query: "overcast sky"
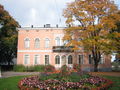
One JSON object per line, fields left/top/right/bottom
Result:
{"left": 0, "top": 0, "right": 120, "bottom": 27}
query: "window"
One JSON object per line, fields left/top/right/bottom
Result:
{"left": 35, "top": 38, "right": 40, "bottom": 48}
{"left": 45, "top": 38, "right": 50, "bottom": 48}
{"left": 55, "top": 37, "right": 60, "bottom": 46}
{"left": 89, "top": 54, "right": 93, "bottom": 64}
{"left": 68, "top": 55, "right": 73, "bottom": 64}
{"left": 24, "top": 55, "right": 29, "bottom": 64}
{"left": 34, "top": 55, "right": 39, "bottom": 65}
{"left": 55, "top": 55, "right": 60, "bottom": 64}
{"left": 24, "top": 38, "right": 30, "bottom": 48}
{"left": 78, "top": 55, "right": 84, "bottom": 64}
{"left": 45, "top": 55, "right": 49, "bottom": 65}
{"left": 99, "top": 54, "right": 104, "bottom": 64}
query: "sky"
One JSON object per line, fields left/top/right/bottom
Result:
{"left": 0, "top": 0, "right": 120, "bottom": 27}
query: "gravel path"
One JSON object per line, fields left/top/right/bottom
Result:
{"left": 90, "top": 72, "right": 120, "bottom": 77}
{"left": 1, "top": 71, "right": 120, "bottom": 78}
{"left": 1, "top": 71, "right": 40, "bottom": 78}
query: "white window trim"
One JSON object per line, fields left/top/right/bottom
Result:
{"left": 45, "top": 38, "right": 50, "bottom": 48}
{"left": 55, "top": 37, "right": 60, "bottom": 46}
{"left": 77, "top": 54, "right": 84, "bottom": 64}
{"left": 44, "top": 54, "right": 50, "bottom": 65}
{"left": 34, "top": 54, "right": 40, "bottom": 65}
{"left": 23, "top": 54, "right": 30, "bottom": 65}
{"left": 34, "top": 38, "right": 40, "bottom": 48}
{"left": 24, "top": 38, "right": 30, "bottom": 48}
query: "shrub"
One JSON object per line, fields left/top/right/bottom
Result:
{"left": 33, "top": 65, "right": 45, "bottom": 72}
{"left": 44, "top": 65, "right": 55, "bottom": 72}
{"left": 73, "top": 64, "right": 81, "bottom": 72}
{"left": 13, "top": 65, "right": 26, "bottom": 72}
{"left": 60, "top": 65, "right": 70, "bottom": 78}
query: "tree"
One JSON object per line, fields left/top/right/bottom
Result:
{"left": 63, "top": 0, "right": 120, "bottom": 72}
{"left": 0, "top": 4, "right": 19, "bottom": 65}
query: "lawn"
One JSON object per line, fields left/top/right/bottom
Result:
{"left": 102, "top": 75, "right": 120, "bottom": 90}
{"left": 0, "top": 75, "right": 120, "bottom": 90}
{"left": 0, "top": 76, "right": 27, "bottom": 90}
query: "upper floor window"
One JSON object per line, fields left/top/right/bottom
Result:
{"left": 55, "top": 55, "right": 60, "bottom": 64}
{"left": 24, "top": 55, "right": 30, "bottom": 64}
{"left": 35, "top": 38, "right": 40, "bottom": 48}
{"left": 45, "top": 38, "right": 50, "bottom": 48}
{"left": 68, "top": 55, "right": 73, "bottom": 64}
{"left": 24, "top": 38, "right": 30, "bottom": 48}
{"left": 55, "top": 37, "right": 60, "bottom": 46}
{"left": 34, "top": 55, "right": 40, "bottom": 65}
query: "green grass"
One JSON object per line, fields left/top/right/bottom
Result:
{"left": 101, "top": 76, "right": 120, "bottom": 90}
{"left": 39, "top": 72, "right": 90, "bottom": 82}
{"left": 0, "top": 75, "right": 119, "bottom": 90}
{"left": 0, "top": 76, "right": 27, "bottom": 90}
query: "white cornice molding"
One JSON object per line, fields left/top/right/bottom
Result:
{"left": 18, "top": 50, "right": 52, "bottom": 53}
{"left": 17, "top": 27, "right": 65, "bottom": 30}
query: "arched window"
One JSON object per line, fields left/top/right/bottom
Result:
{"left": 55, "top": 55, "right": 60, "bottom": 64}
{"left": 45, "top": 38, "right": 50, "bottom": 48}
{"left": 55, "top": 37, "right": 60, "bottom": 46}
{"left": 35, "top": 38, "right": 40, "bottom": 48}
{"left": 24, "top": 38, "right": 30, "bottom": 48}
{"left": 68, "top": 55, "right": 73, "bottom": 64}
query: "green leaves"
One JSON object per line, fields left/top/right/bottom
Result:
{"left": 0, "top": 4, "right": 19, "bottom": 65}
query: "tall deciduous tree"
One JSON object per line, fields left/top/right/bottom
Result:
{"left": 0, "top": 4, "right": 19, "bottom": 65}
{"left": 63, "top": 0, "right": 120, "bottom": 71}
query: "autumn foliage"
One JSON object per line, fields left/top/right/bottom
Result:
{"left": 63, "top": 0, "right": 120, "bottom": 71}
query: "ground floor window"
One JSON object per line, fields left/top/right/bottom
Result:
{"left": 89, "top": 54, "right": 93, "bottom": 64}
{"left": 34, "top": 55, "right": 39, "bottom": 65}
{"left": 24, "top": 55, "right": 29, "bottom": 64}
{"left": 78, "top": 55, "right": 84, "bottom": 64}
{"left": 45, "top": 55, "right": 49, "bottom": 65}
{"left": 68, "top": 55, "right": 73, "bottom": 64}
{"left": 55, "top": 55, "right": 60, "bottom": 64}
{"left": 99, "top": 54, "right": 104, "bottom": 64}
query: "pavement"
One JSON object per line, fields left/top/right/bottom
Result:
{"left": 1, "top": 71, "right": 40, "bottom": 78}
{"left": 0, "top": 71, "right": 120, "bottom": 78}
{"left": 89, "top": 72, "right": 120, "bottom": 77}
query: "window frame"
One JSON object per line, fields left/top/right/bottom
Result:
{"left": 68, "top": 55, "right": 73, "bottom": 64}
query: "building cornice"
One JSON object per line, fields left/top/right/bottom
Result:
{"left": 17, "top": 27, "right": 66, "bottom": 31}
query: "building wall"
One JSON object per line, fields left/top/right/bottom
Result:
{"left": 17, "top": 27, "right": 111, "bottom": 71}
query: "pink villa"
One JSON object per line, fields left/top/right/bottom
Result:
{"left": 17, "top": 25, "right": 111, "bottom": 71}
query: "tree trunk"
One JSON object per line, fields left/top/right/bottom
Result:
{"left": 94, "top": 62, "right": 98, "bottom": 72}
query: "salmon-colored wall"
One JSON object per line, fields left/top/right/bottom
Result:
{"left": 17, "top": 27, "right": 111, "bottom": 71}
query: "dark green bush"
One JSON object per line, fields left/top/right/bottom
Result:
{"left": 13, "top": 65, "right": 26, "bottom": 72}
{"left": 60, "top": 65, "right": 70, "bottom": 78}
{"left": 13, "top": 65, "right": 46, "bottom": 72}
{"left": 33, "top": 65, "right": 45, "bottom": 72}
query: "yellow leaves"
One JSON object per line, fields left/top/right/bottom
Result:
{"left": 99, "top": 30, "right": 109, "bottom": 36}
{"left": 113, "top": 32, "right": 120, "bottom": 38}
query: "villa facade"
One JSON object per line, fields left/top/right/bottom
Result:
{"left": 17, "top": 26, "right": 111, "bottom": 71}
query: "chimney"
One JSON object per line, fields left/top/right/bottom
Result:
{"left": 44, "top": 25, "right": 45, "bottom": 28}
{"left": 45, "top": 24, "right": 50, "bottom": 28}
{"left": 31, "top": 25, "right": 33, "bottom": 28}
{"left": 56, "top": 24, "right": 58, "bottom": 28}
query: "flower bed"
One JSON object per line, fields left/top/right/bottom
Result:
{"left": 18, "top": 75, "right": 113, "bottom": 90}
{"left": 18, "top": 65, "right": 113, "bottom": 90}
